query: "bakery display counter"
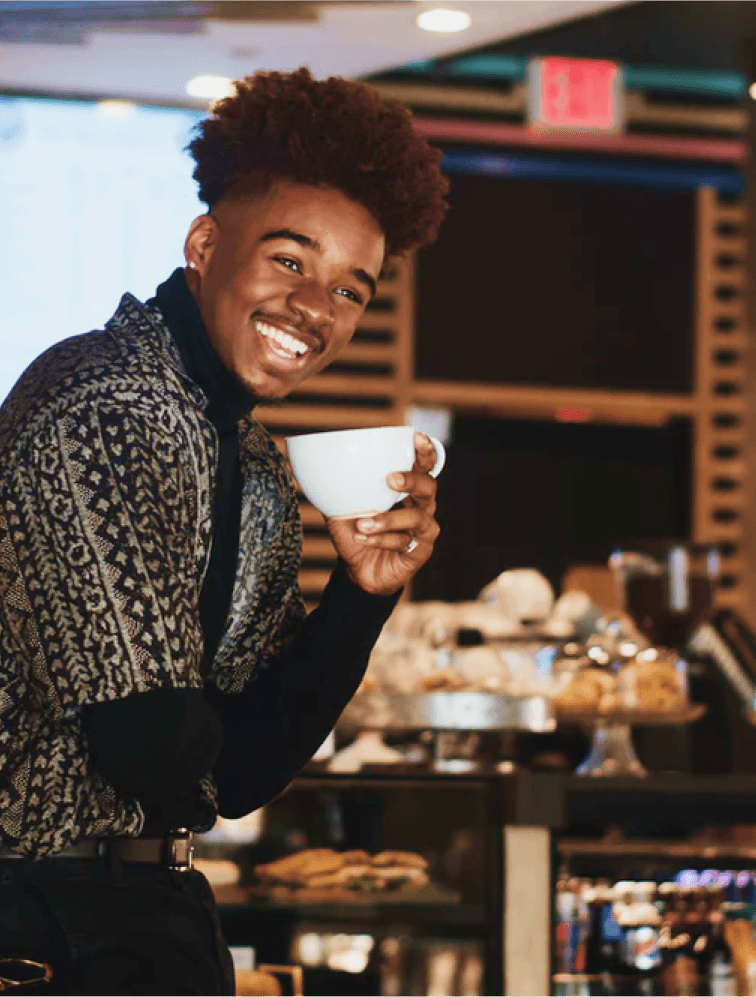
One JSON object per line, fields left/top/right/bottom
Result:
{"left": 190, "top": 774, "right": 552, "bottom": 996}
{"left": 348, "top": 561, "right": 709, "bottom": 779}
{"left": 202, "top": 770, "right": 756, "bottom": 996}
{"left": 532, "top": 773, "right": 756, "bottom": 996}
{"left": 203, "top": 771, "right": 503, "bottom": 995}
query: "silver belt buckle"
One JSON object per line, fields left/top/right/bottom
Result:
{"left": 166, "top": 829, "right": 194, "bottom": 872}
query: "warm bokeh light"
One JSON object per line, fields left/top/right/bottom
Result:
{"left": 749, "top": 81, "right": 756, "bottom": 100}
{"left": 97, "top": 100, "right": 136, "bottom": 119}
{"left": 185, "top": 74, "right": 235, "bottom": 100}
{"left": 416, "top": 8, "right": 471, "bottom": 33}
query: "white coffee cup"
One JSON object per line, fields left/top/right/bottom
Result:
{"left": 285, "top": 425, "right": 446, "bottom": 520}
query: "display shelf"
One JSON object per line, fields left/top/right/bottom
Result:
{"left": 342, "top": 690, "right": 555, "bottom": 733}
{"left": 555, "top": 704, "right": 706, "bottom": 726}
{"left": 287, "top": 770, "right": 756, "bottom": 830}
{"left": 213, "top": 888, "right": 486, "bottom": 927}
{"left": 211, "top": 771, "right": 756, "bottom": 996}
{"left": 290, "top": 769, "right": 499, "bottom": 791}
{"left": 247, "top": 882, "right": 461, "bottom": 907}
{"left": 504, "top": 772, "right": 756, "bottom": 830}
{"left": 212, "top": 770, "right": 505, "bottom": 995}
{"left": 558, "top": 838, "right": 756, "bottom": 861}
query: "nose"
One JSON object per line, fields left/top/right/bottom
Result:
{"left": 288, "top": 279, "right": 335, "bottom": 329}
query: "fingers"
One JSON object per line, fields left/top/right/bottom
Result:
{"left": 354, "top": 529, "right": 427, "bottom": 556}
{"left": 387, "top": 468, "right": 436, "bottom": 508}
{"left": 412, "top": 432, "right": 438, "bottom": 474}
{"left": 353, "top": 507, "right": 440, "bottom": 550}
{"left": 357, "top": 507, "right": 432, "bottom": 536}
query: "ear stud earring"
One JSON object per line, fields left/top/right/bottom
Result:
{"left": 188, "top": 261, "right": 198, "bottom": 270}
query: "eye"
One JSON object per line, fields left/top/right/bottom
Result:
{"left": 273, "top": 255, "right": 302, "bottom": 273}
{"left": 336, "top": 287, "right": 364, "bottom": 306}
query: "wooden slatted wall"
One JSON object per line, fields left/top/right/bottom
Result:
{"left": 694, "top": 187, "right": 747, "bottom": 610}
{"left": 255, "top": 256, "right": 415, "bottom": 612}
{"left": 256, "top": 192, "right": 751, "bottom": 617}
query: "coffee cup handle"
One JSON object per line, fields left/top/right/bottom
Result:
{"left": 425, "top": 435, "right": 446, "bottom": 478}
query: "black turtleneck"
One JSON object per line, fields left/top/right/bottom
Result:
{"left": 81, "top": 269, "right": 402, "bottom": 832}
{"left": 151, "top": 267, "right": 254, "bottom": 672}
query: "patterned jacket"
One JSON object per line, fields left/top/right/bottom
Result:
{"left": 0, "top": 293, "right": 306, "bottom": 858}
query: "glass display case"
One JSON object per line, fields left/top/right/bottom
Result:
{"left": 200, "top": 772, "right": 505, "bottom": 996}
{"left": 544, "top": 774, "right": 756, "bottom": 997}
{"left": 198, "top": 771, "right": 756, "bottom": 996}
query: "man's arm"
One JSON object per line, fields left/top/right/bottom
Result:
{"left": 206, "top": 559, "right": 400, "bottom": 817}
{"left": 80, "top": 688, "right": 222, "bottom": 831}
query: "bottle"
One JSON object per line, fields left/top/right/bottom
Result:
{"left": 555, "top": 873, "right": 579, "bottom": 974}
{"left": 633, "top": 883, "right": 663, "bottom": 970}
{"left": 688, "top": 887, "right": 713, "bottom": 983}
{"left": 658, "top": 882, "right": 676, "bottom": 951}
{"left": 554, "top": 875, "right": 590, "bottom": 976}
{"left": 613, "top": 880, "right": 636, "bottom": 970}
{"left": 625, "top": 882, "right": 662, "bottom": 994}
{"left": 704, "top": 885, "right": 737, "bottom": 997}
{"left": 659, "top": 883, "right": 698, "bottom": 997}
{"left": 584, "top": 880, "right": 604, "bottom": 974}
{"left": 586, "top": 879, "right": 624, "bottom": 975}
{"left": 570, "top": 878, "right": 591, "bottom": 975}
{"left": 662, "top": 887, "right": 699, "bottom": 997}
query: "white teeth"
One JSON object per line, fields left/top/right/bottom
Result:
{"left": 257, "top": 321, "right": 308, "bottom": 356}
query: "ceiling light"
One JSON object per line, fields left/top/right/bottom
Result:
{"left": 416, "top": 8, "right": 471, "bottom": 33}
{"left": 185, "top": 75, "right": 235, "bottom": 101}
{"left": 97, "top": 100, "right": 135, "bottom": 119}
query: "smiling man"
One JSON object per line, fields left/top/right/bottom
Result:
{"left": 0, "top": 68, "right": 448, "bottom": 994}
{"left": 186, "top": 184, "right": 385, "bottom": 399}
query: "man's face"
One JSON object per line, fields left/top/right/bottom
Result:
{"left": 184, "top": 179, "right": 386, "bottom": 403}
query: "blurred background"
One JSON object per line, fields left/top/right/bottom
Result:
{"left": 8, "top": 6, "right": 756, "bottom": 994}
{"left": 1, "top": 0, "right": 755, "bottom": 626}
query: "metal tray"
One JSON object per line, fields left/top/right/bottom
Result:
{"left": 341, "top": 691, "right": 555, "bottom": 733}
{"left": 555, "top": 703, "right": 706, "bottom": 726}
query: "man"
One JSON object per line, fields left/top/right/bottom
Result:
{"left": 0, "top": 68, "right": 448, "bottom": 993}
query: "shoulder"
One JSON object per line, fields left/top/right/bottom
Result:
{"left": 0, "top": 294, "right": 202, "bottom": 455}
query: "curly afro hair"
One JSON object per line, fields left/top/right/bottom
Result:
{"left": 187, "top": 67, "right": 448, "bottom": 258}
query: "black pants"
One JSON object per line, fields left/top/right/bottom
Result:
{"left": 0, "top": 857, "right": 235, "bottom": 995}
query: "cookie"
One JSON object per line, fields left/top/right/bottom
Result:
{"left": 255, "top": 848, "right": 342, "bottom": 884}
{"left": 372, "top": 850, "right": 428, "bottom": 870}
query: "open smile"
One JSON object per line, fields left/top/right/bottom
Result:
{"left": 254, "top": 319, "right": 316, "bottom": 369}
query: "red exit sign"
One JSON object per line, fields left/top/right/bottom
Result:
{"left": 528, "top": 56, "right": 624, "bottom": 132}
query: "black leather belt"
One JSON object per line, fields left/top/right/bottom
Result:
{"left": 0, "top": 829, "right": 195, "bottom": 871}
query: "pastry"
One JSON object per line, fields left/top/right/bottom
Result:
{"left": 371, "top": 866, "right": 430, "bottom": 889}
{"left": 372, "top": 850, "right": 428, "bottom": 870}
{"left": 254, "top": 848, "right": 342, "bottom": 884}
{"left": 339, "top": 849, "right": 372, "bottom": 865}
{"left": 554, "top": 668, "right": 614, "bottom": 711}
{"left": 624, "top": 658, "right": 685, "bottom": 711}
{"left": 419, "top": 669, "right": 467, "bottom": 692}
{"left": 305, "top": 864, "right": 373, "bottom": 888}
{"left": 255, "top": 847, "right": 431, "bottom": 893}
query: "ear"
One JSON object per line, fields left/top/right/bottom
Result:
{"left": 184, "top": 214, "right": 219, "bottom": 276}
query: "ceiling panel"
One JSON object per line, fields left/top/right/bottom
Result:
{"left": 0, "top": 1, "right": 627, "bottom": 104}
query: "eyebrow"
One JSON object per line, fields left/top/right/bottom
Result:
{"left": 259, "top": 228, "right": 377, "bottom": 300}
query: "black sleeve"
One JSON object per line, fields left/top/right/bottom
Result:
{"left": 205, "top": 559, "right": 402, "bottom": 818}
{"left": 81, "top": 687, "right": 223, "bottom": 829}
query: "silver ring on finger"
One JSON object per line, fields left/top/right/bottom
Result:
{"left": 406, "top": 536, "right": 419, "bottom": 554}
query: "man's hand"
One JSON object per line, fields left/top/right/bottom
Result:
{"left": 325, "top": 432, "right": 441, "bottom": 596}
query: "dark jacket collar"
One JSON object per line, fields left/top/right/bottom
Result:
{"left": 149, "top": 267, "right": 253, "bottom": 433}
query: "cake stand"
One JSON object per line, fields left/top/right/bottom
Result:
{"left": 555, "top": 704, "right": 706, "bottom": 776}
{"left": 339, "top": 690, "right": 556, "bottom": 771}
